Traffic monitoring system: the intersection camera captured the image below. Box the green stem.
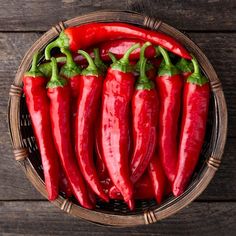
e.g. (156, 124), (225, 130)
(78, 50), (98, 76)
(119, 43), (140, 64)
(154, 46), (160, 57)
(139, 42), (151, 83)
(158, 46), (172, 66)
(93, 48), (107, 74)
(30, 52), (39, 72)
(45, 41), (59, 60)
(24, 52), (43, 77)
(50, 57), (60, 82)
(187, 54), (208, 85)
(139, 58), (148, 82)
(140, 42), (151, 59)
(45, 32), (69, 60)
(108, 52), (117, 63)
(61, 48), (76, 68)
(191, 55), (200, 75)
(136, 42), (152, 73)
(47, 57), (67, 88)
(93, 48), (100, 64)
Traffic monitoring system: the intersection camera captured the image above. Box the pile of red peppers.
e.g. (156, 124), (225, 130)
(23, 23), (209, 210)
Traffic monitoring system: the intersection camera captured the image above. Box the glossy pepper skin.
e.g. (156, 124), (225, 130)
(100, 44), (141, 209)
(130, 42), (158, 183)
(45, 23), (191, 60)
(47, 58), (93, 209)
(148, 153), (166, 204)
(173, 56), (210, 196)
(59, 167), (73, 198)
(156, 46), (183, 184)
(95, 38), (158, 61)
(109, 172), (154, 200)
(23, 53), (59, 201)
(75, 50), (108, 202)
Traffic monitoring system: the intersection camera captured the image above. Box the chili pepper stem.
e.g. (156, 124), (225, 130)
(108, 52), (117, 63)
(25, 52), (43, 77)
(176, 58), (193, 73)
(61, 48), (76, 68)
(187, 54), (208, 85)
(45, 32), (69, 60)
(47, 58), (67, 88)
(93, 48), (107, 75)
(158, 46), (179, 76)
(119, 43), (140, 64)
(78, 50), (99, 76)
(30, 52), (39, 72)
(111, 43), (140, 72)
(191, 56), (200, 74)
(158, 46), (171, 66)
(136, 43), (154, 90)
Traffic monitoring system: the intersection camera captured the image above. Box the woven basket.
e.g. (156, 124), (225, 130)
(8, 10), (227, 227)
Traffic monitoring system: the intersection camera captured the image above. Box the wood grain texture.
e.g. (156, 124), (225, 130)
(0, 0), (235, 31)
(0, 201), (235, 235)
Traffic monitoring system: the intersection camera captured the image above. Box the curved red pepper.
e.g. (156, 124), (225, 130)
(156, 47), (183, 184)
(45, 23), (191, 60)
(47, 58), (93, 209)
(100, 44), (140, 209)
(173, 56), (210, 196)
(23, 53), (59, 201)
(75, 50), (108, 202)
(148, 153), (166, 204)
(130, 43), (158, 183)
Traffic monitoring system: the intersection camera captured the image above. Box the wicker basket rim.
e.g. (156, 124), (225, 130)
(8, 10), (227, 227)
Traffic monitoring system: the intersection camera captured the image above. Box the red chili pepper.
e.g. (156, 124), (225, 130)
(173, 56), (210, 196)
(45, 23), (191, 60)
(100, 43), (141, 210)
(75, 50), (109, 202)
(156, 46), (183, 184)
(23, 53), (59, 201)
(148, 153), (166, 204)
(93, 38), (158, 61)
(59, 167), (73, 198)
(176, 58), (194, 80)
(59, 48), (81, 98)
(130, 42), (158, 183)
(109, 172), (154, 200)
(47, 58), (93, 209)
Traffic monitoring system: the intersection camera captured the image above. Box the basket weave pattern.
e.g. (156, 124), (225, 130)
(8, 10), (227, 226)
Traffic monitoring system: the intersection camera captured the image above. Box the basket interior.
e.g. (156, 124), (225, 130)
(19, 87), (214, 215)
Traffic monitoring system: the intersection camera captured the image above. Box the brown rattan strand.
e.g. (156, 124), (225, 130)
(8, 10), (227, 227)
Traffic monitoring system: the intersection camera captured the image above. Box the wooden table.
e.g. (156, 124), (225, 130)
(1, 0), (235, 235)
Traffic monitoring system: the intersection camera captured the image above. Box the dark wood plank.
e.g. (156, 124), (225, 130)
(0, 32), (235, 200)
(0, 0), (235, 31)
(0, 201), (235, 235)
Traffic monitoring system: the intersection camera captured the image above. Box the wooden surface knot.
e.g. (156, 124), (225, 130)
(61, 199), (72, 213)
(52, 21), (66, 35)
(9, 84), (22, 97)
(144, 210), (157, 224)
(13, 148), (28, 161)
(210, 80), (222, 92)
(143, 17), (162, 30)
(207, 156), (221, 170)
